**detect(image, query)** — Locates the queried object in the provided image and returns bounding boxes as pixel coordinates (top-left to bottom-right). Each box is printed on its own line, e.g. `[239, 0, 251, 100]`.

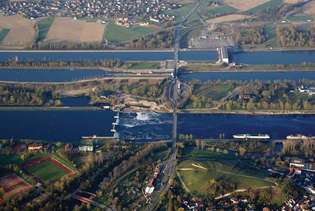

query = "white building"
[79, 145, 94, 152]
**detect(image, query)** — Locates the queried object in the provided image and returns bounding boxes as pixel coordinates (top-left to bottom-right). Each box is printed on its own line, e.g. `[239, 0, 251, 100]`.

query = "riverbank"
[2, 105, 315, 116]
[179, 109, 315, 115]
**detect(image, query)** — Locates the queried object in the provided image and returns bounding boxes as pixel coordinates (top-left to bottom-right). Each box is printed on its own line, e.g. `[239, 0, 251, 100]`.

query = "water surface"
[0, 68, 108, 82]
[180, 71, 315, 81]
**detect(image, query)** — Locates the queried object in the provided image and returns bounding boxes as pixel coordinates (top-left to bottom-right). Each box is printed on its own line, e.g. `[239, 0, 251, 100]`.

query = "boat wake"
[117, 112, 172, 141]
[120, 112, 170, 128]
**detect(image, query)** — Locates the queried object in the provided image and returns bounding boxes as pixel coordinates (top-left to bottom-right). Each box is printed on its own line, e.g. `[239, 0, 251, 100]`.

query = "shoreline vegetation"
[1, 62, 315, 73]
[1, 105, 315, 116]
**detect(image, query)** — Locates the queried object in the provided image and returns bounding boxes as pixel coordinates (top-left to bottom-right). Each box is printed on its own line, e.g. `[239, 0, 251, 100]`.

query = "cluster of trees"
[223, 81, 315, 111]
[0, 85, 50, 105]
[236, 27, 267, 45]
[36, 41, 104, 50]
[127, 30, 174, 49]
[277, 25, 315, 47]
[282, 139, 315, 157]
[96, 79, 165, 100]
[185, 80, 235, 109]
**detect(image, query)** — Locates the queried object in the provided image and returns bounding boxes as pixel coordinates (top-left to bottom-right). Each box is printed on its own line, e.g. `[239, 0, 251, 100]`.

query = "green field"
[127, 62, 161, 69]
[105, 23, 156, 43]
[37, 17, 54, 42]
[167, 3, 199, 23]
[177, 150, 274, 195]
[247, 0, 283, 14]
[207, 5, 237, 18]
[0, 28, 10, 42]
[287, 14, 313, 22]
[28, 160, 67, 183]
[0, 154, 23, 165]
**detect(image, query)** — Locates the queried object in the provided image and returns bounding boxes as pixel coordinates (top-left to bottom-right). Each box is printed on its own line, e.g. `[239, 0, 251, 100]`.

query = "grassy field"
[167, 3, 199, 23]
[192, 82, 235, 101]
[28, 159, 67, 183]
[127, 62, 161, 69]
[247, 0, 283, 14]
[287, 14, 313, 22]
[177, 150, 274, 195]
[105, 23, 156, 43]
[0, 28, 10, 42]
[207, 5, 237, 18]
[52, 151, 76, 171]
[37, 17, 54, 42]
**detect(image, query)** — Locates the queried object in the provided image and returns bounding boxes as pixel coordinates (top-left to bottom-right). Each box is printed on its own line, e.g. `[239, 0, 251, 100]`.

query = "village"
[0, 0, 179, 24]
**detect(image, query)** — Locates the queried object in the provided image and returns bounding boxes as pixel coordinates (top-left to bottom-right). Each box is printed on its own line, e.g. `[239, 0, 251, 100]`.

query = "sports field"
[25, 156, 75, 183]
[177, 150, 274, 195]
[0, 174, 32, 200]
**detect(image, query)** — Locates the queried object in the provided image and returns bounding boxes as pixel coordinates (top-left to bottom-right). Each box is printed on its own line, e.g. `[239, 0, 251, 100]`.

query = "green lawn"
[167, 3, 199, 23]
[105, 23, 156, 43]
[52, 152, 76, 170]
[127, 62, 161, 69]
[0, 28, 10, 42]
[177, 150, 274, 195]
[28, 160, 67, 183]
[287, 14, 313, 22]
[193, 82, 234, 101]
[246, 0, 283, 14]
[207, 5, 237, 18]
[37, 17, 54, 42]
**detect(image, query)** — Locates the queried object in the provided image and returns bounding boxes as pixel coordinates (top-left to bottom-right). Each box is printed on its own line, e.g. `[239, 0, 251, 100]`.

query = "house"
[298, 86, 315, 96]
[28, 143, 43, 151]
[79, 145, 94, 152]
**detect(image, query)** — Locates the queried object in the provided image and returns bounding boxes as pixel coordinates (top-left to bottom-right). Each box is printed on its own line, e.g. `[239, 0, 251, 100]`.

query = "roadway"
[145, 1, 202, 210]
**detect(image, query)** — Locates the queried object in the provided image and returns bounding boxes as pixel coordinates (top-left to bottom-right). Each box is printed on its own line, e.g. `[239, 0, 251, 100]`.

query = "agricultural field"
[246, 0, 283, 14]
[283, 0, 304, 3]
[207, 5, 237, 18]
[177, 150, 274, 195]
[0, 15, 36, 48]
[36, 17, 54, 42]
[45, 17, 105, 43]
[25, 156, 75, 183]
[304, 1, 315, 16]
[224, 0, 271, 11]
[0, 174, 32, 200]
[105, 23, 157, 43]
[0, 28, 9, 43]
[207, 14, 251, 24]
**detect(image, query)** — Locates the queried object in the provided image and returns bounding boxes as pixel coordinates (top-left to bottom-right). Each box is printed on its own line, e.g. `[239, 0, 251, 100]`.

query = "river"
[180, 71, 315, 81]
[1, 50, 315, 142]
[0, 68, 110, 82]
[231, 50, 315, 65]
[1, 110, 315, 142]
[1, 50, 315, 65]
[0, 50, 217, 62]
